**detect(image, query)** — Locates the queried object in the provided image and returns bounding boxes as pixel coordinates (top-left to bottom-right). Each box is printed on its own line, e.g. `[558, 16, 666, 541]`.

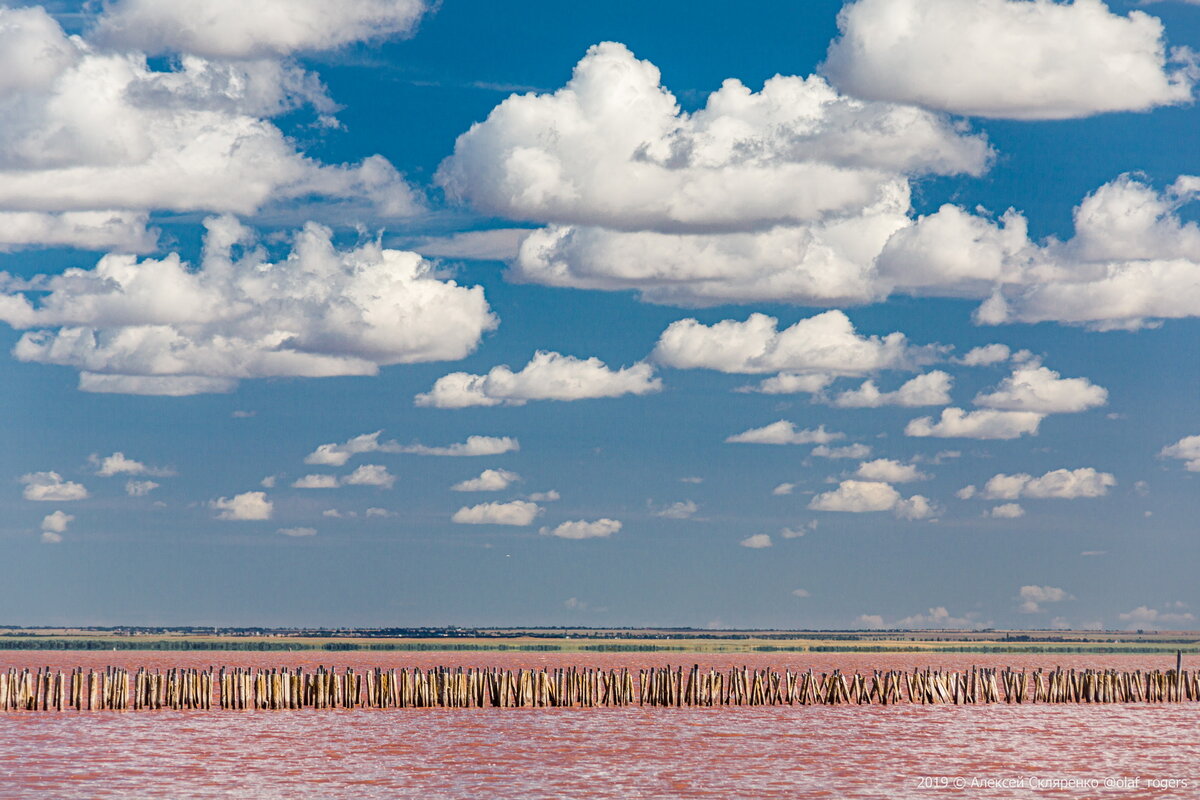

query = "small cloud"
[654, 500, 698, 519]
[365, 507, 394, 518]
[791, 588, 811, 598]
[811, 444, 871, 459]
[856, 614, 885, 629]
[210, 491, 273, 521]
[726, 421, 843, 446]
[343, 464, 396, 488]
[322, 509, 344, 518]
[956, 343, 1011, 366]
[1134, 480, 1149, 497]
[125, 480, 159, 497]
[292, 474, 340, 489]
[1080, 550, 1106, 557]
[41, 510, 74, 534]
[278, 527, 316, 537]
[739, 533, 772, 549]
[452, 469, 520, 492]
[780, 521, 817, 539]
[772, 483, 795, 496]
[1018, 585, 1072, 613]
[540, 519, 622, 539]
[680, 476, 704, 484]
[453, 500, 542, 526]
[21, 472, 88, 502]
[527, 490, 560, 502]
[956, 485, 977, 499]
[40, 531, 63, 544]
[260, 475, 279, 488]
[90, 452, 175, 478]
[231, 410, 256, 418]
[985, 503, 1025, 519]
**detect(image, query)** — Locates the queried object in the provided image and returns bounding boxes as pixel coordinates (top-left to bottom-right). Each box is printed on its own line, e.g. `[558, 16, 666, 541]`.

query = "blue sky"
[1, 0, 1198, 630]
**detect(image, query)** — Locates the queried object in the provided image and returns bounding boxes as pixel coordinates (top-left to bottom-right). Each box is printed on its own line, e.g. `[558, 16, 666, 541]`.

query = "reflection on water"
[1, 652, 1197, 799]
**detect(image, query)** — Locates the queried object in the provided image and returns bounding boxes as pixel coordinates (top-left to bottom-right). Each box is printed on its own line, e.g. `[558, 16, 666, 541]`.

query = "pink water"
[2, 651, 1197, 799]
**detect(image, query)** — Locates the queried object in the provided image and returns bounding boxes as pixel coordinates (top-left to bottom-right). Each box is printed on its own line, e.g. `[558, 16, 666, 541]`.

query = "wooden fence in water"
[3, 665, 1199, 711]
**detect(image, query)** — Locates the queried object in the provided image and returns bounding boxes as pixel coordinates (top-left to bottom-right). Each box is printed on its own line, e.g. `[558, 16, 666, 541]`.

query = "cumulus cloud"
[974, 363, 1107, 413]
[400, 436, 520, 457]
[91, 451, 174, 477]
[979, 468, 1117, 500]
[415, 351, 660, 408]
[527, 490, 560, 502]
[94, 0, 430, 58]
[985, 503, 1025, 519]
[40, 510, 74, 534]
[365, 507, 394, 518]
[905, 408, 1044, 439]
[452, 469, 520, 492]
[305, 431, 398, 466]
[40, 531, 63, 544]
[21, 471, 88, 501]
[653, 311, 938, 375]
[833, 370, 952, 407]
[278, 526, 317, 537]
[439, 41, 989, 234]
[772, 483, 795, 496]
[726, 421, 843, 445]
[1019, 585, 1072, 614]
[854, 459, 928, 483]
[808, 480, 935, 519]
[452, 500, 542, 526]
[1161, 435, 1200, 471]
[654, 501, 698, 520]
[210, 491, 273, 520]
[541, 518, 622, 539]
[957, 344, 1012, 366]
[742, 372, 834, 395]
[1118, 605, 1196, 628]
[292, 474, 340, 489]
[887, 175, 1200, 329]
[824, 0, 1194, 119]
[812, 443, 873, 459]
[439, 42, 992, 307]
[0, 218, 496, 394]
[125, 480, 159, 497]
[0, 8, 420, 240]
[343, 464, 396, 489]
[739, 534, 773, 549]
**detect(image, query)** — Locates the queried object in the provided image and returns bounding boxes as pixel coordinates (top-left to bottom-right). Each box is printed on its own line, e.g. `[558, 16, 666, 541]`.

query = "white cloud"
[823, 0, 1193, 119]
[439, 41, 989, 234]
[974, 363, 1107, 413]
[653, 311, 938, 376]
[322, 509, 344, 518]
[743, 372, 834, 395]
[278, 526, 317, 537]
[895, 606, 988, 629]
[811, 443, 872, 459]
[680, 477, 704, 484]
[541, 518, 622, 540]
[780, 521, 817, 538]
[956, 485, 977, 500]
[772, 483, 795, 496]
[365, 507, 394, 518]
[305, 431, 518, 463]
[0, 9, 419, 239]
[527, 490, 560, 502]
[210, 491, 272, 520]
[739, 534, 773, 549]
[655, 501, 698, 520]
[400, 435, 520, 457]
[856, 614, 885, 629]
[416, 351, 660, 408]
[854, 459, 928, 483]
[452, 469, 520, 492]
[91, 451, 174, 477]
[791, 588, 811, 598]
[1, 218, 495, 393]
[1118, 605, 1196, 628]
[452, 500, 542, 526]
[1161, 435, 1200, 471]
[260, 475, 278, 489]
[125, 479, 159, 497]
[40, 531, 63, 544]
[292, 474, 340, 489]
[905, 408, 1044, 439]
[94, 0, 430, 58]
[1018, 585, 1072, 613]
[343, 464, 396, 489]
[981, 468, 1117, 500]
[889, 175, 1200, 329]
[958, 344, 1011, 366]
[40, 510, 74, 533]
[985, 503, 1025, 519]
[20, 471, 88, 501]
[726, 421, 843, 445]
[809, 480, 936, 519]
[833, 370, 952, 407]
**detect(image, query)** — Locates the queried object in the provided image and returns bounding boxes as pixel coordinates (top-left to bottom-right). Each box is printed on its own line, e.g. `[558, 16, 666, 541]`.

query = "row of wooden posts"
[3, 665, 1199, 711]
